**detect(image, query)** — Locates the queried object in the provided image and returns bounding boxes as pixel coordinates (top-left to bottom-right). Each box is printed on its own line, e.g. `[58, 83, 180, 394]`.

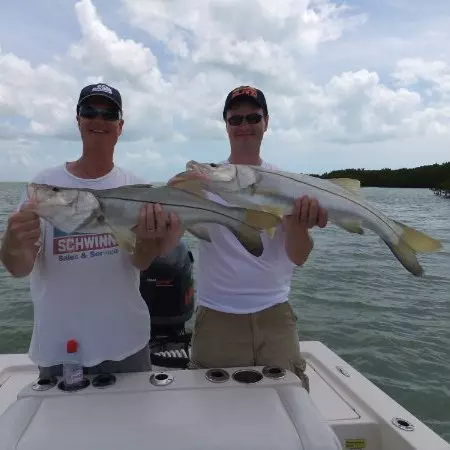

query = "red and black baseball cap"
[76, 83, 122, 113]
[222, 85, 268, 119]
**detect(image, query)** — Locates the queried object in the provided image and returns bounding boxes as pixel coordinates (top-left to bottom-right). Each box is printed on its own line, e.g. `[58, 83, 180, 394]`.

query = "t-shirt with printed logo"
[19, 163, 150, 367]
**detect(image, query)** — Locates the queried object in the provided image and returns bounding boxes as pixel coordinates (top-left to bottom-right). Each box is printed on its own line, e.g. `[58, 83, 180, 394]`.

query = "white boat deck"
[0, 341, 449, 450]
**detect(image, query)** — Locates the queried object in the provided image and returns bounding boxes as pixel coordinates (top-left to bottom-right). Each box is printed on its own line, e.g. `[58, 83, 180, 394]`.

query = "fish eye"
[52, 187, 60, 192]
[210, 163, 218, 167]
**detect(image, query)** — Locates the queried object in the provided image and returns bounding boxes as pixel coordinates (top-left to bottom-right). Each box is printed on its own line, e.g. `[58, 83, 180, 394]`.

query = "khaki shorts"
[189, 302, 309, 392]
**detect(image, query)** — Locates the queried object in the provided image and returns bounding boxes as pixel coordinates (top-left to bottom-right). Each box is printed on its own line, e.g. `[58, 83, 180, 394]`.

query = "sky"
[0, 0, 449, 182]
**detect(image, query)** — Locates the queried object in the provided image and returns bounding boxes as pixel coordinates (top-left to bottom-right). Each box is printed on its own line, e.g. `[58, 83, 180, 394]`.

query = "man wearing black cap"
[0, 82, 182, 377]
[170, 85, 328, 392]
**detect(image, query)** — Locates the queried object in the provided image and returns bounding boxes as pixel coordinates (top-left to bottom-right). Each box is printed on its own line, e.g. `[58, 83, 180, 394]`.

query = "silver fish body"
[27, 182, 281, 257]
[181, 161, 443, 276]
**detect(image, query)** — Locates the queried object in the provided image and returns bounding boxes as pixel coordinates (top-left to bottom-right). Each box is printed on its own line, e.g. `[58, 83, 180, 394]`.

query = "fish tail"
[393, 220, 443, 253]
[384, 221, 443, 277]
[384, 239, 424, 277]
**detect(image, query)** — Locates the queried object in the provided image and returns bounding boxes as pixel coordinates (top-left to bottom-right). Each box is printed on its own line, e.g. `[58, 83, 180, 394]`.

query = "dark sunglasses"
[78, 105, 121, 121]
[226, 113, 264, 126]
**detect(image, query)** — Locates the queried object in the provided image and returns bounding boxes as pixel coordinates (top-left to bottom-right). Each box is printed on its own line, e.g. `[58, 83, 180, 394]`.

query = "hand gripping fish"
[26, 182, 281, 257]
[172, 161, 443, 277]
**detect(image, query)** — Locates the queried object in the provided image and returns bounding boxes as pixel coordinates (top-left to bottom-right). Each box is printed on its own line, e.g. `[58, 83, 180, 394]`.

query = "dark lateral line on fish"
[254, 166, 403, 238]
[97, 195, 262, 228]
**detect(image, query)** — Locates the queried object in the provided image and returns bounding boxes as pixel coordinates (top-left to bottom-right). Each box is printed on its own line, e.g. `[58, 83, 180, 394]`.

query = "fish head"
[27, 183, 103, 233]
[185, 160, 237, 181]
[185, 160, 260, 191]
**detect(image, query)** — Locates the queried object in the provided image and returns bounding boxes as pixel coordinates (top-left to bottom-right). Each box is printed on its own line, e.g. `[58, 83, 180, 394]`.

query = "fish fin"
[334, 218, 364, 235]
[258, 207, 284, 238]
[393, 220, 443, 253]
[260, 205, 285, 218]
[237, 206, 283, 239]
[224, 209, 281, 256]
[187, 225, 211, 242]
[105, 222, 136, 254]
[242, 209, 282, 232]
[170, 179, 209, 198]
[265, 226, 276, 239]
[329, 178, 361, 197]
[227, 226, 264, 257]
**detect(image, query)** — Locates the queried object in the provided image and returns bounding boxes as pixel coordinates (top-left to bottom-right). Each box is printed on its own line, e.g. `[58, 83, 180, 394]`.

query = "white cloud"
[125, 149, 185, 168]
[71, 0, 163, 88]
[0, 45, 77, 140]
[392, 58, 450, 96]
[0, 0, 449, 181]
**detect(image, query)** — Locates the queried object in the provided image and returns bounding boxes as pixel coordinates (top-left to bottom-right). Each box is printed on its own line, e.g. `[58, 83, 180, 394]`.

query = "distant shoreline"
[312, 161, 450, 190]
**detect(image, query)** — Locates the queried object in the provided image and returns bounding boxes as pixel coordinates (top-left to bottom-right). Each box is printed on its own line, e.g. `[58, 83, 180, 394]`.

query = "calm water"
[0, 182, 449, 442]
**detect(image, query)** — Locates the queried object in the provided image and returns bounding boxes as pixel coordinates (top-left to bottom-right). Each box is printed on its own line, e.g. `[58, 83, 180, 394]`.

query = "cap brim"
[78, 93, 122, 111]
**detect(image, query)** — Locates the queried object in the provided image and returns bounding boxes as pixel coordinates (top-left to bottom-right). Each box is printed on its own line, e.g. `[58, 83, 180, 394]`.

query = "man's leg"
[189, 305, 255, 369]
[253, 301, 310, 392]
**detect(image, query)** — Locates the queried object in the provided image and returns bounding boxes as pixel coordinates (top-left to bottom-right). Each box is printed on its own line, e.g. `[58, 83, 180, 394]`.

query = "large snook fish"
[173, 161, 443, 277]
[26, 182, 281, 257]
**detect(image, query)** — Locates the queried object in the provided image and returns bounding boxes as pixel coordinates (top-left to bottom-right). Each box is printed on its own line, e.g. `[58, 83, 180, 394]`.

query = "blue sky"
[0, 0, 449, 182]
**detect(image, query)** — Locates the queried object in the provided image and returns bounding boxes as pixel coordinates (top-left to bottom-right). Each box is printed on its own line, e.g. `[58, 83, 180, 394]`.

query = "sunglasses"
[226, 113, 264, 126]
[78, 105, 121, 121]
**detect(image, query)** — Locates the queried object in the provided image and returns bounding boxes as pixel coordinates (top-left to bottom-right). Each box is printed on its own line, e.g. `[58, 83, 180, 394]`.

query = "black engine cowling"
[139, 238, 195, 349]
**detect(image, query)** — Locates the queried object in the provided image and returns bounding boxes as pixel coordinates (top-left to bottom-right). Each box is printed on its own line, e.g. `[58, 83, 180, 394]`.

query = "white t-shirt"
[195, 160, 296, 314]
[20, 164, 151, 367]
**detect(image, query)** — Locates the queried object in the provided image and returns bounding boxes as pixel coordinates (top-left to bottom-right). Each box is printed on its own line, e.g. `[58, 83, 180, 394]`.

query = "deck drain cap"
[392, 417, 415, 431]
[262, 366, 286, 379]
[150, 372, 174, 386]
[205, 368, 230, 383]
[232, 369, 263, 384]
[32, 377, 57, 391]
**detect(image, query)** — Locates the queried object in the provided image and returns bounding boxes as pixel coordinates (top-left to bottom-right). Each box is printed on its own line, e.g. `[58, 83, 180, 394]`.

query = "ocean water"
[0, 182, 449, 442]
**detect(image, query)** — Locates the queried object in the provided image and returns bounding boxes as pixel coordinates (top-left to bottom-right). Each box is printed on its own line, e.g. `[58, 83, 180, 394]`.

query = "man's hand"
[0, 202, 41, 277]
[130, 203, 183, 270]
[136, 203, 183, 253]
[283, 196, 328, 233]
[2, 202, 41, 255]
[283, 196, 328, 266]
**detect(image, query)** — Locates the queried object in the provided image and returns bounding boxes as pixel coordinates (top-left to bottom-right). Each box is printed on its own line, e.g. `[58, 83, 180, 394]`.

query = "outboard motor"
[139, 238, 195, 368]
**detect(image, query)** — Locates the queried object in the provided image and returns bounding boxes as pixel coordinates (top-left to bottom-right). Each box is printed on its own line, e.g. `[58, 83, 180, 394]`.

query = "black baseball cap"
[222, 85, 268, 119]
[76, 83, 122, 113]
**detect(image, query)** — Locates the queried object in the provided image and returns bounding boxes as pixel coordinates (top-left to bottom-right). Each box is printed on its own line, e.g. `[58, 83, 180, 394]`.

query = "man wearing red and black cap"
[1, 82, 182, 378]
[171, 85, 328, 392]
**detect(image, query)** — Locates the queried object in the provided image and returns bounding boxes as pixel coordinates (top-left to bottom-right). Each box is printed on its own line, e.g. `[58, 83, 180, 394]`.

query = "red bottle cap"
[67, 339, 78, 353]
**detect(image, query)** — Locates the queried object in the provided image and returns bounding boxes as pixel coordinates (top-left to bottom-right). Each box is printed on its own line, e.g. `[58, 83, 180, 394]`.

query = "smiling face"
[76, 96, 124, 153]
[225, 98, 269, 164]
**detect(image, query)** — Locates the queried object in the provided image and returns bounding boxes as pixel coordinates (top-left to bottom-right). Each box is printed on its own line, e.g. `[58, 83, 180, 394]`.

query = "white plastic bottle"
[62, 339, 84, 389]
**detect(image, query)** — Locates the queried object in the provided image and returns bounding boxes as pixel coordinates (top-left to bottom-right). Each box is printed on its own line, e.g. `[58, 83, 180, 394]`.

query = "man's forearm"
[285, 227, 314, 266]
